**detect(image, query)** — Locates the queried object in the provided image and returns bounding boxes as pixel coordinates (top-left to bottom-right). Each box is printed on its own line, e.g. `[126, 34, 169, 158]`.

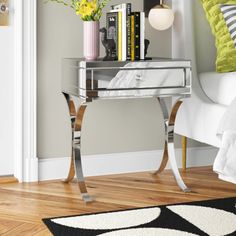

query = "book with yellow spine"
[112, 4, 128, 61]
[131, 14, 135, 61]
[118, 11, 122, 61]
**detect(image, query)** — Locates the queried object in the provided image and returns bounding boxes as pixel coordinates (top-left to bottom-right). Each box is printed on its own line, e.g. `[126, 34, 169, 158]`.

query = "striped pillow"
[220, 4, 236, 47]
[201, 0, 236, 72]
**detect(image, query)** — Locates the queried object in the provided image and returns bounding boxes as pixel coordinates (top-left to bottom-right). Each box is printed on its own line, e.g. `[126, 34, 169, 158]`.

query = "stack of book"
[106, 3, 145, 61]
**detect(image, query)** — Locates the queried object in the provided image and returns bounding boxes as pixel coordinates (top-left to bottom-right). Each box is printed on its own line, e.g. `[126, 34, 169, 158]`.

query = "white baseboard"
[38, 147, 218, 181]
[24, 157, 38, 182]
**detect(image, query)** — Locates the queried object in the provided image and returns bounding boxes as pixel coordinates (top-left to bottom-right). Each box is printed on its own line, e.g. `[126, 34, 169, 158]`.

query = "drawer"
[62, 59, 191, 100]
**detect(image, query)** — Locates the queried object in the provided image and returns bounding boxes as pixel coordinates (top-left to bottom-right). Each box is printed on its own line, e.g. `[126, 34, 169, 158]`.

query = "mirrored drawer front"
[62, 59, 191, 99]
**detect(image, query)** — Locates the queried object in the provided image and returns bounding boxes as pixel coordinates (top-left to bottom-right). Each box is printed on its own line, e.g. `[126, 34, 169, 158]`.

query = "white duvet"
[214, 97, 236, 184]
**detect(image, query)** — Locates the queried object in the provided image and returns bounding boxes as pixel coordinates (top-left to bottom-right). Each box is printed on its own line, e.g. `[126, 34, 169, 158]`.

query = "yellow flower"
[76, 0, 97, 19]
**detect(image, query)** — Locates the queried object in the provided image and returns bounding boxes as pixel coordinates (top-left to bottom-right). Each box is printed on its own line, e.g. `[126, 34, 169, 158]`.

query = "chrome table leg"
[153, 141, 168, 175]
[74, 143, 93, 202]
[153, 98, 169, 174]
[64, 147, 76, 183]
[63, 93, 93, 202]
[157, 98, 191, 193]
[63, 94, 76, 183]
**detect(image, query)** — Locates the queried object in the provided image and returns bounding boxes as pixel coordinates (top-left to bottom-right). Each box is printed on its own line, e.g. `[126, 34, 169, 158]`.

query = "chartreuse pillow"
[200, 0, 236, 72]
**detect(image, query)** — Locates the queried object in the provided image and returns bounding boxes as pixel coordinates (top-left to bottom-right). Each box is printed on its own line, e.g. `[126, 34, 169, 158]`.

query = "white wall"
[193, 0, 216, 73]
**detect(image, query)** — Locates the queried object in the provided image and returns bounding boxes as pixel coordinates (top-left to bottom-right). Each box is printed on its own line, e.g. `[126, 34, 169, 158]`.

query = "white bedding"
[214, 97, 236, 184]
[199, 71, 236, 106]
[198, 71, 236, 183]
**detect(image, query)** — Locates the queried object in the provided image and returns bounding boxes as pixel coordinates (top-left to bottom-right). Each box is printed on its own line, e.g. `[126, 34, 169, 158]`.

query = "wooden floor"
[0, 166, 236, 235]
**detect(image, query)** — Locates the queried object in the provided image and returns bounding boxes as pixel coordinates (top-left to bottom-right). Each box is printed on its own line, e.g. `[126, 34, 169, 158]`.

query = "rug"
[43, 197, 236, 236]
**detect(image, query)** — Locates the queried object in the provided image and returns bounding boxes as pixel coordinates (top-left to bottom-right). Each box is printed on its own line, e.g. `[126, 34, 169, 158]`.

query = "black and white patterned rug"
[43, 197, 236, 236]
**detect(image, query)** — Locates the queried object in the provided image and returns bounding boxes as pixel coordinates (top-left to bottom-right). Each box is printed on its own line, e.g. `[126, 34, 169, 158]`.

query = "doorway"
[0, 0, 38, 182]
[0, 0, 14, 176]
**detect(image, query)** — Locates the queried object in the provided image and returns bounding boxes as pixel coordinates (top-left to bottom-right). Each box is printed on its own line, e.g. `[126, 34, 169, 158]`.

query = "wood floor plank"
[0, 166, 235, 235]
[3, 223, 47, 236]
[0, 176, 18, 184]
[0, 219, 23, 235]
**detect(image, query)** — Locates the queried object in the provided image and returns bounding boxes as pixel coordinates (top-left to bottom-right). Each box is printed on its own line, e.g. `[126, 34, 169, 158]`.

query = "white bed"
[173, 0, 236, 183]
[173, 0, 230, 148]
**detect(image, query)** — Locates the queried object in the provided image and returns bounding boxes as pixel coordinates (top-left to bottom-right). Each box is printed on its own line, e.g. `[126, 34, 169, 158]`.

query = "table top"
[63, 57, 191, 68]
[62, 58, 192, 101]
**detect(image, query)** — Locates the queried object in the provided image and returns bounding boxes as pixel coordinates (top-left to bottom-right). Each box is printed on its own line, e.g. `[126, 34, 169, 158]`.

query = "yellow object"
[182, 136, 187, 171]
[131, 15, 135, 61]
[201, 0, 236, 72]
[48, 0, 110, 21]
[118, 11, 122, 61]
[76, 0, 97, 18]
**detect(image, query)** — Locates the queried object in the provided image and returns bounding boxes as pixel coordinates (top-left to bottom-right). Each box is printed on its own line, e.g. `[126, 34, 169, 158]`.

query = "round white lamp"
[148, 0, 174, 31]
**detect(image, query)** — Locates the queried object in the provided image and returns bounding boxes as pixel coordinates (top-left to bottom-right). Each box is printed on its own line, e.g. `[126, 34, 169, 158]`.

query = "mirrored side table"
[62, 58, 192, 202]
